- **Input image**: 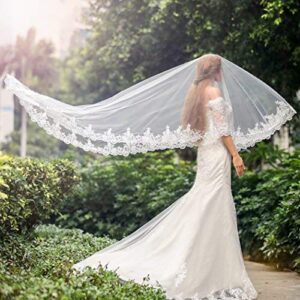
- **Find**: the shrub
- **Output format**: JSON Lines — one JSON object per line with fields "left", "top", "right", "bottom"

{"left": 233, "top": 149, "right": 300, "bottom": 272}
{"left": 0, "top": 225, "right": 167, "bottom": 300}
{"left": 0, "top": 155, "right": 79, "bottom": 237}
{"left": 54, "top": 150, "right": 196, "bottom": 239}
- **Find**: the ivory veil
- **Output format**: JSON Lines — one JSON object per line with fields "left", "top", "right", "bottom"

{"left": 3, "top": 54, "right": 296, "bottom": 156}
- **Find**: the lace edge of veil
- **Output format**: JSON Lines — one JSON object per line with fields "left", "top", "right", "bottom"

{"left": 4, "top": 75, "right": 296, "bottom": 156}
{"left": 16, "top": 98, "right": 295, "bottom": 156}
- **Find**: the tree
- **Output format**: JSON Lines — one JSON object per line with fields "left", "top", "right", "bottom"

{"left": 62, "top": 0, "right": 299, "bottom": 104}
{"left": 2, "top": 27, "right": 58, "bottom": 157}
{"left": 60, "top": 0, "right": 299, "bottom": 151}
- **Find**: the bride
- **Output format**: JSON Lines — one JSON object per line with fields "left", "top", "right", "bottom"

{"left": 72, "top": 55, "right": 258, "bottom": 299}
{"left": 3, "top": 53, "right": 296, "bottom": 299}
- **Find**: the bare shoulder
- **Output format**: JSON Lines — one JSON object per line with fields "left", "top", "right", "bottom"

{"left": 206, "top": 86, "right": 222, "bottom": 101}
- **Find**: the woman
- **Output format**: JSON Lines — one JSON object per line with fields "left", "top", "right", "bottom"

{"left": 3, "top": 53, "right": 295, "bottom": 299}
{"left": 72, "top": 55, "right": 258, "bottom": 299}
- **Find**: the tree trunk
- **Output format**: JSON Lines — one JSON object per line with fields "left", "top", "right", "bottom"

{"left": 20, "top": 57, "right": 27, "bottom": 157}
{"left": 20, "top": 106, "right": 27, "bottom": 157}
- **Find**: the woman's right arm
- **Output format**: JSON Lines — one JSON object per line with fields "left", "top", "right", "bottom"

{"left": 222, "top": 135, "right": 245, "bottom": 177}
{"left": 207, "top": 86, "right": 246, "bottom": 177}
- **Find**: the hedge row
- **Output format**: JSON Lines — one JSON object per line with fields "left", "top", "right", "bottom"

{"left": 233, "top": 149, "right": 300, "bottom": 272}
{"left": 0, "top": 155, "right": 166, "bottom": 299}
{"left": 0, "top": 225, "right": 166, "bottom": 300}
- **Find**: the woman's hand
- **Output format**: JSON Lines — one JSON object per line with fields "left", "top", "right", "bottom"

{"left": 232, "top": 154, "right": 246, "bottom": 177}
{"left": 221, "top": 136, "right": 246, "bottom": 177}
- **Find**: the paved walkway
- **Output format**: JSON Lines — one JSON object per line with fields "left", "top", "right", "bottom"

{"left": 245, "top": 260, "right": 300, "bottom": 299}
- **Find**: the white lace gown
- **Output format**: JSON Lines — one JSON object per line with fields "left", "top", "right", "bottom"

{"left": 73, "top": 97, "right": 258, "bottom": 300}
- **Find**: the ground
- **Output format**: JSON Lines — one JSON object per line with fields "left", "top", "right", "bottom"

{"left": 245, "top": 261, "right": 300, "bottom": 300}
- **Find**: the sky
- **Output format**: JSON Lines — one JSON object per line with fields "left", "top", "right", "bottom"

{"left": 0, "top": 0, "right": 84, "bottom": 56}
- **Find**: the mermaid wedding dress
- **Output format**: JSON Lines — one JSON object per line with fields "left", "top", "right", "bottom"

{"left": 73, "top": 97, "right": 258, "bottom": 300}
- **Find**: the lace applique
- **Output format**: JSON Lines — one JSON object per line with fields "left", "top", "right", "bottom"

{"left": 172, "top": 264, "right": 257, "bottom": 300}
{"left": 196, "top": 156, "right": 211, "bottom": 177}
{"left": 174, "top": 276, "right": 257, "bottom": 299}
{"left": 174, "top": 262, "right": 187, "bottom": 287}
{"left": 207, "top": 97, "right": 233, "bottom": 137}
{"left": 207, "top": 97, "right": 232, "bottom": 113}
{"left": 233, "top": 100, "right": 294, "bottom": 150}
{"left": 17, "top": 98, "right": 203, "bottom": 156}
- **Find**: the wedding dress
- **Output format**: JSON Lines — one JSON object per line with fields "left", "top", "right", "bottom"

{"left": 73, "top": 96, "right": 258, "bottom": 300}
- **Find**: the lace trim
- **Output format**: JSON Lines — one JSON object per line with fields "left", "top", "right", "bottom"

{"left": 207, "top": 97, "right": 232, "bottom": 112}
{"left": 4, "top": 75, "right": 296, "bottom": 156}
{"left": 16, "top": 99, "right": 296, "bottom": 155}
{"left": 174, "top": 263, "right": 257, "bottom": 300}
{"left": 17, "top": 99, "right": 204, "bottom": 156}
{"left": 175, "top": 262, "right": 188, "bottom": 287}
{"left": 207, "top": 96, "right": 233, "bottom": 140}
{"left": 233, "top": 100, "right": 295, "bottom": 150}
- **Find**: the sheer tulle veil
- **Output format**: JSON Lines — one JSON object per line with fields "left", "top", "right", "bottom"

{"left": 2, "top": 53, "right": 296, "bottom": 156}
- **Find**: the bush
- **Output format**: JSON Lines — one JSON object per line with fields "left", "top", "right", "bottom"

{"left": 54, "top": 150, "right": 196, "bottom": 239}
{"left": 0, "top": 225, "right": 167, "bottom": 300}
{"left": 233, "top": 149, "right": 300, "bottom": 272}
{"left": 0, "top": 155, "right": 79, "bottom": 237}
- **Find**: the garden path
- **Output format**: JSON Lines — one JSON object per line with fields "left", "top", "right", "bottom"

{"left": 245, "top": 260, "right": 300, "bottom": 300}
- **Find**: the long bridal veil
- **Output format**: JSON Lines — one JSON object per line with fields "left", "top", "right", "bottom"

{"left": 3, "top": 54, "right": 296, "bottom": 156}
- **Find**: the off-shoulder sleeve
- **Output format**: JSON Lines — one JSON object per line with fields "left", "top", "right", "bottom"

{"left": 207, "top": 97, "right": 233, "bottom": 137}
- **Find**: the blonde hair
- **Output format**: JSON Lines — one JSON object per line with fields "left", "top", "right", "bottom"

{"left": 181, "top": 54, "right": 221, "bottom": 133}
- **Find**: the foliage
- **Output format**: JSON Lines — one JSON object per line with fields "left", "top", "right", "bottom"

{"left": 0, "top": 155, "right": 79, "bottom": 237}
{"left": 233, "top": 149, "right": 300, "bottom": 272}
{"left": 59, "top": 0, "right": 191, "bottom": 106}
{"left": 1, "top": 122, "right": 63, "bottom": 158}
{"left": 61, "top": 0, "right": 299, "bottom": 127}
{"left": 241, "top": 141, "right": 286, "bottom": 171}
{"left": 0, "top": 225, "right": 167, "bottom": 300}
{"left": 54, "top": 150, "right": 196, "bottom": 239}
{"left": 4, "top": 27, "right": 57, "bottom": 92}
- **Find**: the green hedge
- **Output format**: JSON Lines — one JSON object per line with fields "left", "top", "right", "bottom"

{"left": 55, "top": 150, "right": 196, "bottom": 239}
{"left": 0, "top": 155, "right": 79, "bottom": 237}
{"left": 0, "top": 225, "right": 167, "bottom": 300}
{"left": 233, "top": 149, "right": 300, "bottom": 272}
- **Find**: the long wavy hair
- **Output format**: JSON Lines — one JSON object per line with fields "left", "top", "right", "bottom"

{"left": 181, "top": 54, "right": 221, "bottom": 133}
